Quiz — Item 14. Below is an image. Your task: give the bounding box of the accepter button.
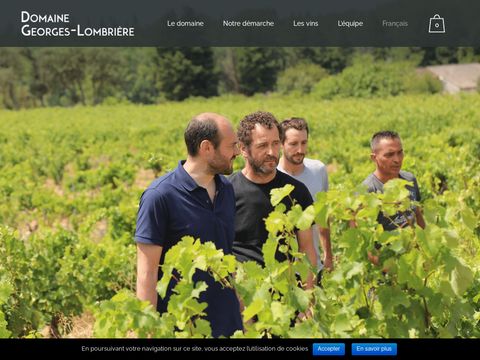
[352,343,397,356]
[312,343,345,356]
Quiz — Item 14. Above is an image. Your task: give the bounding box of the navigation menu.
[1,0,478,46]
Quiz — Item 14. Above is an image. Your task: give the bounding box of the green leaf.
[184,297,208,315]
[296,205,315,230]
[265,210,286,235]
[443,230,459,248]
[287,204,302,226]
[390,239,405,254]
[289,320,317,338]
[262,235,280,268]
[438,280,456,299]
[243,298,264,321]
[345,262,364,280]
[416,227,438,257]
[270,301,286,322]
[423,199,439,224]
[333,313,351,333]
[450,261,474,296]
[157,272,172,298]
[314,192,329,227]
[397,255,423,290]
[270,184,294,206]
[191,281,208,299]
[378,286,411,313]
[222,254,237,273]
[193,319,211,337]
[356,206,380,221]
[0,318,11,338]
[111,289,132,303]
[0,281,13,304]
[292,286,310,311]
[314,204,329,228]
[461,208,477,232]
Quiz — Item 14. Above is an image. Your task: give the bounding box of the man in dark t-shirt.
[229,111,317,287]
[362,130,426,231]
[230,169,313,265]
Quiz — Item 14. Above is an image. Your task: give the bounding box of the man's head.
[184,112,239,175]
[370,130,404,179]
[237,111,282,176]
[281,117,309,166]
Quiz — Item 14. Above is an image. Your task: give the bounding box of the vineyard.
[0,93,479,338]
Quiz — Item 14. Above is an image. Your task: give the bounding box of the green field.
[1,93,479,338]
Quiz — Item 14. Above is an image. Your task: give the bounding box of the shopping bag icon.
[429,14,445,33]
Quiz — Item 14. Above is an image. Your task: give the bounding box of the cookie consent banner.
[0,0,479,46]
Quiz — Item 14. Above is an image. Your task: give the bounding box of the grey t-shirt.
[362,170,421,231]
[278,158,328,270]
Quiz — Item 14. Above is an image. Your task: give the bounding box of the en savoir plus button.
[351,343,397,356]
[312,343,345,356]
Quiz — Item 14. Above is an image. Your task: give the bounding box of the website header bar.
[1,0,478,46]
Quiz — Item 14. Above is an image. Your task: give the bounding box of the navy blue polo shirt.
[135,160,242,337]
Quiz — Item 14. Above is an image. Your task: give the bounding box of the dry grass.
[91,218,108,243]
[63,312,95,338]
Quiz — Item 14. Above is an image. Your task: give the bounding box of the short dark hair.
[280,118,309,143]
[184,116,220,156]
[237,111,282,147]
[371,130,401,152]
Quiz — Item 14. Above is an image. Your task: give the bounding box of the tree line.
[0,47,479,109]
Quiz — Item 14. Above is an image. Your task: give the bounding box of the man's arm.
[136,242,163,308]
[297,227,317,289]
[319,226,333,271]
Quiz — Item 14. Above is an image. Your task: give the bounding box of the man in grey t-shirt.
[278,117,333,273]
[363,130,425,231]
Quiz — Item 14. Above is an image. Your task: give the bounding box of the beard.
[208,152,235,175]
[285,152,305,165]
[247,154,279,175]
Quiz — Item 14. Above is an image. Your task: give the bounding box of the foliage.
[0,226,135,337]
[405,72,443,94]
[313,55,442,99]
[0,93,478,337]
[94,237,237,338]
[92,180,479,338]
[285,47,353,74]
[156,47,218,101]
[0,278,13,338]
[2,47,480,108]
[230,48,284,96]
[276,62,328,94]
[311,180,479,337]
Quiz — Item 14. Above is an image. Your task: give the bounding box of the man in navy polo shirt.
[135,112,243,337]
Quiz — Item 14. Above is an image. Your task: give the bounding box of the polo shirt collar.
[176,160,198,191]
[176,160,224,192]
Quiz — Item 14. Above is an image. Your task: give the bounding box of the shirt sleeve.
[321,165,329,192]
[295,182,314,209]
[134,189,168,246]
